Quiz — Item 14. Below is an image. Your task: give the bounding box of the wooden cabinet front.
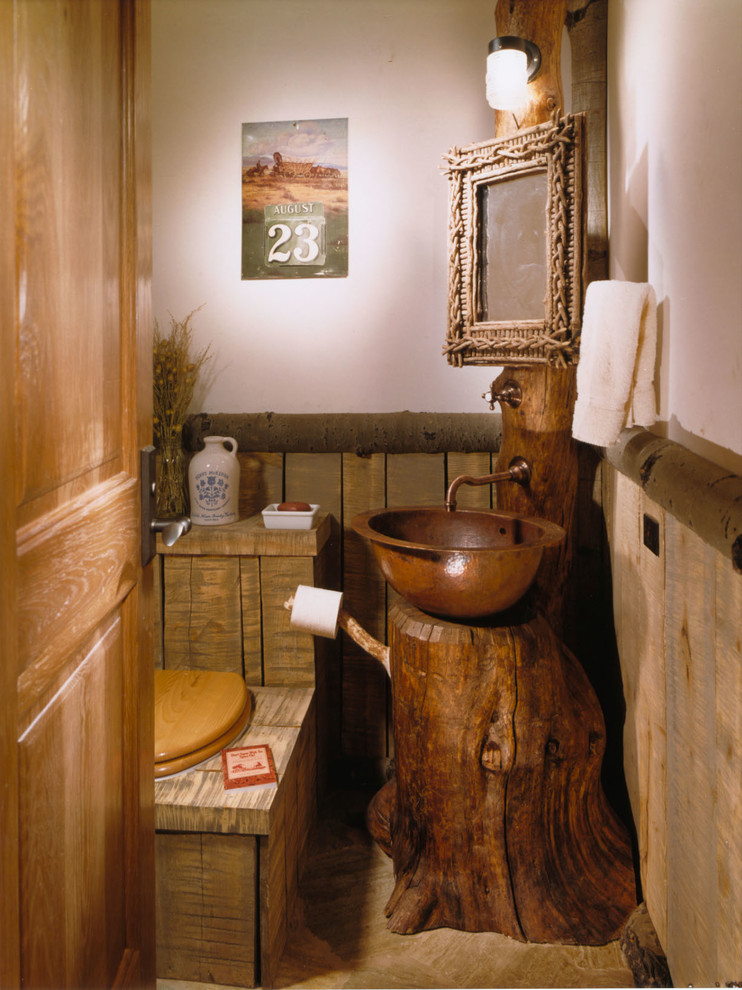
[156,513,333,685]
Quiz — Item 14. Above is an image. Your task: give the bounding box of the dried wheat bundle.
[153,306,211,448]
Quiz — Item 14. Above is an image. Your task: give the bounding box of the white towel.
[572,281,658,446]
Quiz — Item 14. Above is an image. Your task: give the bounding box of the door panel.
[19,616,125,990]
[17,476,139,685]
[1,1,154,987]
[14,0,124,514]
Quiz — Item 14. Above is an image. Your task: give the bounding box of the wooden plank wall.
[237,447,496,774]
[602,462,742,988]
[159,546,319,686]
[155,831,258,985]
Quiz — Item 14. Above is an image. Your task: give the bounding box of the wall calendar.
[241,118,348,280]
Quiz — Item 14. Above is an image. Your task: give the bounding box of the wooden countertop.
[156,511,331,557]
[154,686,315,836]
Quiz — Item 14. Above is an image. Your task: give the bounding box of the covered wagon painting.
[242,118,348,279]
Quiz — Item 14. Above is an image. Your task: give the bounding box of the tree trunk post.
[377,599,637,944]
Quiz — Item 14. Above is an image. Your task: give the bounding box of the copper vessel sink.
[351,507,565,619]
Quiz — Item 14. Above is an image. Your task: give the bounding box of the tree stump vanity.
[367,598,637,944]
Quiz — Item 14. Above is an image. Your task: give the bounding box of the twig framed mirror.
[443,113,586,367]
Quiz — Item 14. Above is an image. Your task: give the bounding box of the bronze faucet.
[482,379,522,410]
[445,456,531,511]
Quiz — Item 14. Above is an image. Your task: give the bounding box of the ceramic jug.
[188,436,240,526]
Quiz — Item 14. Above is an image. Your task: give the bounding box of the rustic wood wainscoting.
[600,428,742,989]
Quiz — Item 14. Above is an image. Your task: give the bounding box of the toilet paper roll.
[289,585,344,639]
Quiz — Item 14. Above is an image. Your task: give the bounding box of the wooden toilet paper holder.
[284,587,390,676]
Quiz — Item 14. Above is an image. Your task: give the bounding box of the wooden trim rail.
[184,411,502,455]
[602,427,742,572]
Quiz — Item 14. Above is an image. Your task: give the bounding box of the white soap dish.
[261,504,320,529]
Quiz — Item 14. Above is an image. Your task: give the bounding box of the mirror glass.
[478,170,548,322]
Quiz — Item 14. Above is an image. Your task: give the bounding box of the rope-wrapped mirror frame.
[443,112,586,368]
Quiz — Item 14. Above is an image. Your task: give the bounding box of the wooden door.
[0,1,154,987]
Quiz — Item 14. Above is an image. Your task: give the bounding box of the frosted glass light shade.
[485,37,541,111]
[486,48,528,110]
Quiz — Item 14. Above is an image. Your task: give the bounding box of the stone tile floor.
[157,789,635,990]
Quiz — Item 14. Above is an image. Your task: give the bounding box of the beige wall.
[153,0,742,463]
[607,0,742,474]
[151,0,499,414]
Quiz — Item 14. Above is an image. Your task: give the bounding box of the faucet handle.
[482,379,522,410]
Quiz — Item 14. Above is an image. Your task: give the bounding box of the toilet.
[154,669,253,779]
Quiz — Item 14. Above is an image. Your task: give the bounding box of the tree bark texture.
[493,365,579,641]
[185,411,501,456]
[493,0,568,136]
[378,599,637,944]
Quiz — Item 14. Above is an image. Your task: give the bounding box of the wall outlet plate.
[643,513,660,556]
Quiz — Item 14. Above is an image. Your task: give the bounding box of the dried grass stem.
[153,306,212,448]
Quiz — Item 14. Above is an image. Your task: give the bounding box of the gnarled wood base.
[372,600,637,944]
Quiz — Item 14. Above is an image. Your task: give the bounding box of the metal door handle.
[141,446,192,566]
[150,516,191,546]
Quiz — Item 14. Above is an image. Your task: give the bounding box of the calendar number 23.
[266,221,322,264]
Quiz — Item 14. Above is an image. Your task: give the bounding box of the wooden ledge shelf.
[155,686,317,989]
[156,510,332,558]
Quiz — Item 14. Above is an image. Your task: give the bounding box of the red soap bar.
[277,501,312,512]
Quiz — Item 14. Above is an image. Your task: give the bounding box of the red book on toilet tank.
[221,743,278,790]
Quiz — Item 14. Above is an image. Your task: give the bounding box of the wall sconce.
[486,36,541,110]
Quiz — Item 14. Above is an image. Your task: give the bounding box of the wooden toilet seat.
[154,669,252,779]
